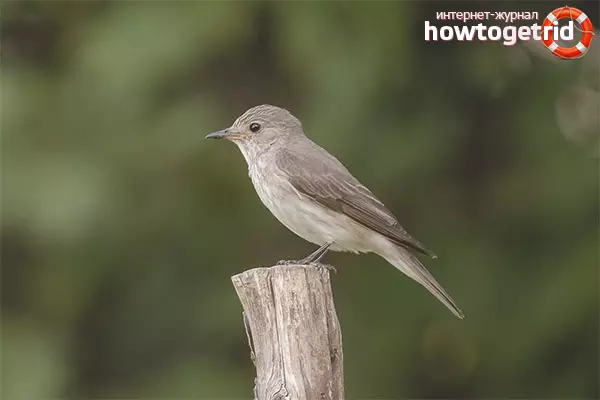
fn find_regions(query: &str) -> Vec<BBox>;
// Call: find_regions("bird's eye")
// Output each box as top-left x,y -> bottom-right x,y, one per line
249,122 -> 261,132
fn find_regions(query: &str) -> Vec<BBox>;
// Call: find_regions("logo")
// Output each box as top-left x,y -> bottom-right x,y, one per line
542,6 -> 594,59
425,6 -> 595,60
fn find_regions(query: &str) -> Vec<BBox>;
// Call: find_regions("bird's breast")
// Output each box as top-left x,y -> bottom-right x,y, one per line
247,162 -> 375,253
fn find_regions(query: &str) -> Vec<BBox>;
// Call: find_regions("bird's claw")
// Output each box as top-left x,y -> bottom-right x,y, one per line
275,260 -> 336,273
276,259 -> 300,266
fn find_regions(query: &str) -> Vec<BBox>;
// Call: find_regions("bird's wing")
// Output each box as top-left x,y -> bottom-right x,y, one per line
275,145 -> 437,258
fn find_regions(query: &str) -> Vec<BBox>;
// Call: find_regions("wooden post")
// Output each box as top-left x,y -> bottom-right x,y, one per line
231,264 -> 344,400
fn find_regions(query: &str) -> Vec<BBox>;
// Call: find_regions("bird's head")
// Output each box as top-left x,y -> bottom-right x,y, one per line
206,104 -> 303,161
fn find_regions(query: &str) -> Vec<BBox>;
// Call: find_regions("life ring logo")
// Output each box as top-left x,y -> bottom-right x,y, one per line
542,6 -> 594,59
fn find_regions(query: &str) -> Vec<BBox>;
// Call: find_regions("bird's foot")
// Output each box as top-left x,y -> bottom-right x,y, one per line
276,259 -> 301,266
275,260 -> 336,273
276,243 -> 334,267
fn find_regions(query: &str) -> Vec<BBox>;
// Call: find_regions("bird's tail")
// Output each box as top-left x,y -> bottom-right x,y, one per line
381,246 -> 464,319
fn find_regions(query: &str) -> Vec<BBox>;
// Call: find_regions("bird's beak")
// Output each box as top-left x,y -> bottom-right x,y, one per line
205,129 -> 230,140
206,128 -> 249,141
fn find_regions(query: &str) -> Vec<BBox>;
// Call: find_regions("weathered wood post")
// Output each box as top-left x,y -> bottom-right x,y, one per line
231,264 -> 344,400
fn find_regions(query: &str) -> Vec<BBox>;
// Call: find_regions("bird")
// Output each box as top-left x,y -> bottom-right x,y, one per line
206,104 -> 464,319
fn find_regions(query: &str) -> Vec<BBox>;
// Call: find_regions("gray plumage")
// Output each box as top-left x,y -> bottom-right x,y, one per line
206,104 -> 464,319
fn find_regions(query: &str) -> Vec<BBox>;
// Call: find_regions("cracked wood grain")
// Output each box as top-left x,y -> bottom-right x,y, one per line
232,264 -> 344,400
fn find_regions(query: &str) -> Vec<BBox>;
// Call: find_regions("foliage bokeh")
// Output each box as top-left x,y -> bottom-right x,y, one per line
2,1 -> 598,399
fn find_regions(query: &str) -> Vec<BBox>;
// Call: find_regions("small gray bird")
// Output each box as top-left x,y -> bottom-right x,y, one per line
206,105 -> 464,319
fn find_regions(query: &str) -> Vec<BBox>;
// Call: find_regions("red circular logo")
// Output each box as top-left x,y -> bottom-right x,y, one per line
542,6 -> 594,59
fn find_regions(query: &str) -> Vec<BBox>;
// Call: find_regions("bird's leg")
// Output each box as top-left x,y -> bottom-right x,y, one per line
299,242 -> 332,264
276,242 -> 334,268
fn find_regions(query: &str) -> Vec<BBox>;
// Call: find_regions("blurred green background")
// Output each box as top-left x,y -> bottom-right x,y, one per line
2,1 -> 598,399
